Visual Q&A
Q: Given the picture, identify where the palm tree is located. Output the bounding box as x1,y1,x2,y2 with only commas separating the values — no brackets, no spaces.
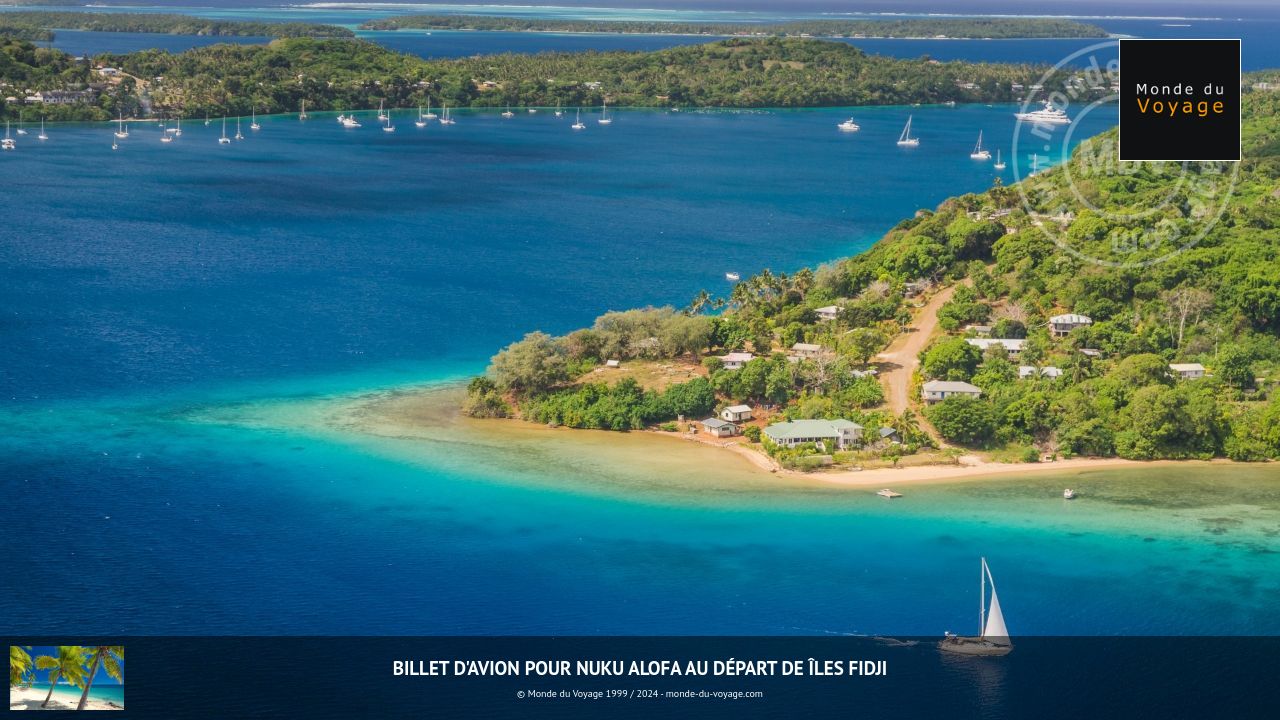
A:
76,646,124,711
9,645,33,686
34,646,89,709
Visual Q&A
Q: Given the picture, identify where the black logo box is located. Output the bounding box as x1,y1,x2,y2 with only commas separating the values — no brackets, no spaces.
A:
1119,39,1241,162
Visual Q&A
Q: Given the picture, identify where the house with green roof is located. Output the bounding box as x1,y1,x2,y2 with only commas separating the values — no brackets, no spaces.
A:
763,419,863,450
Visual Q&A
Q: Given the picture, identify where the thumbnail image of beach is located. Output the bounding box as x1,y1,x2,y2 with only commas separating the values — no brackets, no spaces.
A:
9,646,123,711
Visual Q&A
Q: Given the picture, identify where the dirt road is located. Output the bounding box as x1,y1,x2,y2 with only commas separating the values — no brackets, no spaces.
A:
876,285,957,416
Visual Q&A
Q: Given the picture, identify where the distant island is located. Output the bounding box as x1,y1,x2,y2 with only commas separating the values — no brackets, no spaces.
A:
462,89,1280,472
360,15,1110,40
0,11,354,39
0,36,1101,121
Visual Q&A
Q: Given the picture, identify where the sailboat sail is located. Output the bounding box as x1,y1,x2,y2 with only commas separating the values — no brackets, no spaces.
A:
980,559,1011,646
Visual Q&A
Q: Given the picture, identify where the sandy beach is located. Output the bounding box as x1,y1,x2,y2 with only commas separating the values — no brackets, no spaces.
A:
302,383,1262,494
9,686,122,711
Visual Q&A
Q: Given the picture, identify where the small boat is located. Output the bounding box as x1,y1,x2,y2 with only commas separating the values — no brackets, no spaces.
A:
377,99,387,121
112,138,118,151
896,115,918,147
837,117,860,132
571,107,585,131
234,117,244,141
501,105,515,119
439,104,455,125
528,107,538,114
1063,488,1076,500
299,100,308,121
160,127,173,143
944,100,957,107
993,148,1006,170
341,113,361,128
171,117,182,136
423,99,437,120
37,117,48,141
16,114,27,135
204,112,210,126
383,111,396,132
598,101,612,125
218,116,231,144
939,557,1013,656
554,102,563,118
725,272,741,282
2,121,14,150
415,106,427,128
250,108,260,131
114,111,129,139
876,489,902,499
969,130,991,160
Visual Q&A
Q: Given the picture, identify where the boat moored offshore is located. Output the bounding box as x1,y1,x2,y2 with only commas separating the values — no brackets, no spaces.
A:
939,557,1012,656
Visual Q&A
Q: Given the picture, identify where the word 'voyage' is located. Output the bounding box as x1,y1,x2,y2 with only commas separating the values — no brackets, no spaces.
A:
394,659,888,677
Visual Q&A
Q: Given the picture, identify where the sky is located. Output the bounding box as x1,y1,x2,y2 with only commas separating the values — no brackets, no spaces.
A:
15,647,124,686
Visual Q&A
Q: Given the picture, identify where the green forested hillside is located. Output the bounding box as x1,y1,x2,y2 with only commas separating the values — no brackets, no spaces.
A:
361,15,1109,40
0,36,1090,119
469,91,1280,463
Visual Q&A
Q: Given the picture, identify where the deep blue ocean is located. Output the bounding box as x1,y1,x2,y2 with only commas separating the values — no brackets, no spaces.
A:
2,6,1279,640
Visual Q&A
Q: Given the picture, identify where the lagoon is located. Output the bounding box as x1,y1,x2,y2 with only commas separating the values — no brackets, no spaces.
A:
4,102,1278,638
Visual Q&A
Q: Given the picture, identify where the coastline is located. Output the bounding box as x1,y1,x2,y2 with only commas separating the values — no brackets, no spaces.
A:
8,686,122,711
316,381,1266,492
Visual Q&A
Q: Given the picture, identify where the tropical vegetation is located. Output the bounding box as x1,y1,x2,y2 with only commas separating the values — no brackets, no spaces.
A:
465,89,1280,466
361,16,1109,40
0,35,1100,120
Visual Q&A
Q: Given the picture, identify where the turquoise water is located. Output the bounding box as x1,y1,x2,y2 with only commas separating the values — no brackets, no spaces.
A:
4,101,1279,637
19,683,123,706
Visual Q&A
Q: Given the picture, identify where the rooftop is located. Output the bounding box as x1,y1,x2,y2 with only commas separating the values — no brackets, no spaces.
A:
922,380,982,393
765,419,862,439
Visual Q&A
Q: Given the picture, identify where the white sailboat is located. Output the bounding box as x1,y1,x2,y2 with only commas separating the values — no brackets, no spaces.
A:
554,102,563,118
250,107,260,131
299,100,308,121
501,105,515,119
993,149,1006,170
114,110,129,139
37,116,48,141
170,116,182,136
377,99,387,121
383,110,396,132
837,117,860,132
439,104,455,125
218,116,231,144
16,113,27,135
424,99,437,120
235,117,244,140
939,557,1012,656
598,101,612,125
969,130,991,160
571,107,585,131
160,119,173,143
2,121,14,150
896,115,918,147
415,106,427,128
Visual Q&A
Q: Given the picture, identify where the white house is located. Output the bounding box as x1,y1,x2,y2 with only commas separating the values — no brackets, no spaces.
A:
1019,365,1063,379
1170,363,1206,380
922,380,983,403
718,352,754,370
1049,313,1093,337
720,405,754,423
764,419,863,450
966,338,1025,357
791,342,824,358
699,418,739,438
815,305,841,321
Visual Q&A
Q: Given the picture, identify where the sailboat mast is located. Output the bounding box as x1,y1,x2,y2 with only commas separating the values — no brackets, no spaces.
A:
980,557,987,636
